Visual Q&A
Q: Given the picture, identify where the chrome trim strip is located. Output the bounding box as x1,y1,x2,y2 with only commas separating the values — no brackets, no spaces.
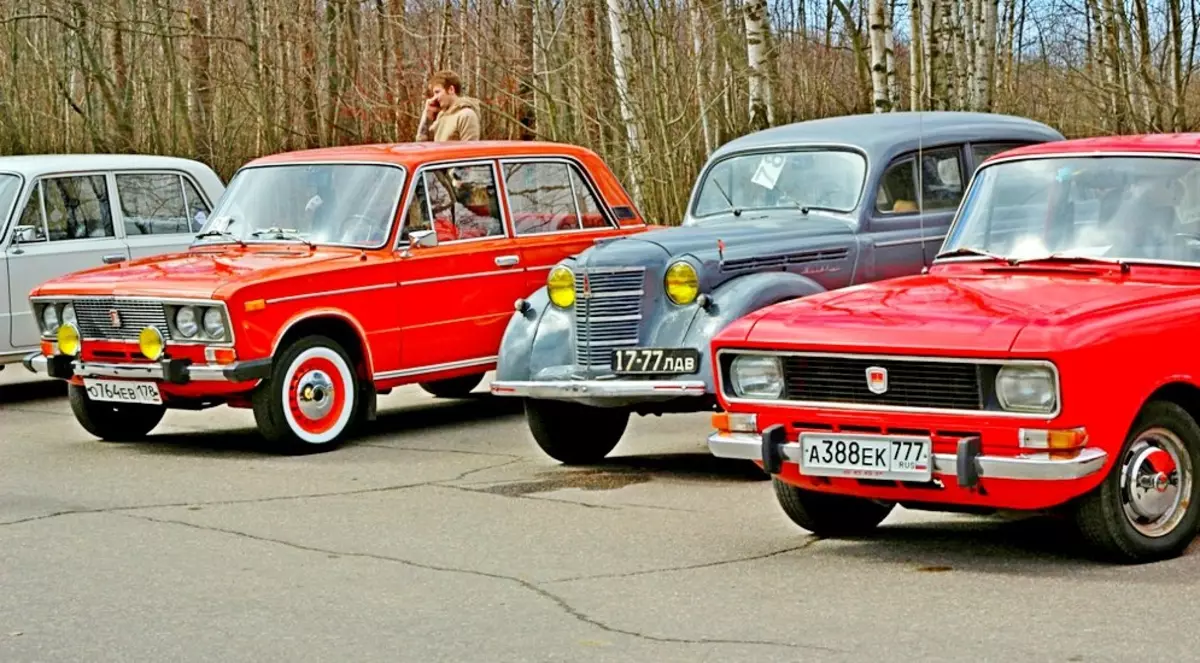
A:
580,289,644,299
875,234,947,248
24,354,47,373
374,355,497,381
265,283,397,305
490,379,706,399
715,348,1062,419
403,270,517,286
707,432,1108,481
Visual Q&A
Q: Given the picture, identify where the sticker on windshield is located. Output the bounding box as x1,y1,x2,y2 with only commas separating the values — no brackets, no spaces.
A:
750,154,785,190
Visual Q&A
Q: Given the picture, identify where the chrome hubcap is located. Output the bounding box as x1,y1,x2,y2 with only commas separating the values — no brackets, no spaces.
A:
296,370,335,420
1120,428,1192,538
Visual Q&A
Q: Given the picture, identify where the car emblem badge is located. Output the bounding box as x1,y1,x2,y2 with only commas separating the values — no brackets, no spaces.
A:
109,309,121,328
866,366,888,394
581,271,591,299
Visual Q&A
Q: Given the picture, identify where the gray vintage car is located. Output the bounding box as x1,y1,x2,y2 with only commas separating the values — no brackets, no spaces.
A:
490,111,1064,464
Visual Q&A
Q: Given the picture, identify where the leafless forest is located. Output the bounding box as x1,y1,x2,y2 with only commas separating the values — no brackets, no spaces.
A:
0,0,1196,225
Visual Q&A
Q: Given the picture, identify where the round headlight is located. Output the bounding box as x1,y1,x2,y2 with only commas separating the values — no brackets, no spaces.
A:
996,365,1057,413
139,326,164,360
202,307,225,340
665,261,700,305
61,304,76,327
547,266,576,308
42,305,59,333
175,306,199,338
731,355,784,399
56,323,81,357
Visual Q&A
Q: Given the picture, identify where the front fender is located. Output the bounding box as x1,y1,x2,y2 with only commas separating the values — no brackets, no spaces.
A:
495,286,575,382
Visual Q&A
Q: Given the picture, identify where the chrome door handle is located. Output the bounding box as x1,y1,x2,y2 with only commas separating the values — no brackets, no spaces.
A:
495,255,520,267
102,254,126,265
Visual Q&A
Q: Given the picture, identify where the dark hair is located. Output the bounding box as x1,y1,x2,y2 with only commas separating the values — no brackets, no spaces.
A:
427,70,463,95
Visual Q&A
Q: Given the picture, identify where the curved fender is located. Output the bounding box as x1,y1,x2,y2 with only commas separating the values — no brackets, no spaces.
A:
494,286,577,382
679,271,827,389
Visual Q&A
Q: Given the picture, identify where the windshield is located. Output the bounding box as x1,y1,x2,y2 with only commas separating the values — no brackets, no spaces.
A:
0,174,21,234
941,156,1200,265
692,149,866,217
196,163,405,247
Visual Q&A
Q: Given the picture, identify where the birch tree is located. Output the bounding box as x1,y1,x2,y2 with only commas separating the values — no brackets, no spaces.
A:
743,0,773,129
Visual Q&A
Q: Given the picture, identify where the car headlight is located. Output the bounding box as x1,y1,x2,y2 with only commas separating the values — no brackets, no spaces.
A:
202,307,225,340
665,261,699,305
996,365,1057,413
41,305,59,334
731,355,784,399
61,303,76,327
547,266,576,308
175,306,199,338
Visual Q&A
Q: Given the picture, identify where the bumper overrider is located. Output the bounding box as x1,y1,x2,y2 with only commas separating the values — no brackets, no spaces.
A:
709,426,1109,484
491,379,706,400
24,352,272,384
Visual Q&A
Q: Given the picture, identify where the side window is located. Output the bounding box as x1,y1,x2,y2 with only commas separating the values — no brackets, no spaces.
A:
15,182,47,242
571,168,612,229
116,173,192,235
504,162,578,235
874,147,964,215
421,164,504,242
42,175,115,241
181,178,211,230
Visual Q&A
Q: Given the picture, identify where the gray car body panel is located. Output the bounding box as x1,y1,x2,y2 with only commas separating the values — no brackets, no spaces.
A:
493,111,1065,408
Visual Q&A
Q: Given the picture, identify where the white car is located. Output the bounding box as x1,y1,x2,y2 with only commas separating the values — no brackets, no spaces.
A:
0,154,225,371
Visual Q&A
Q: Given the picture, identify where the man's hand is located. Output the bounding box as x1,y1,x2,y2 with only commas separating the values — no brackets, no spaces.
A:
424,97,440,121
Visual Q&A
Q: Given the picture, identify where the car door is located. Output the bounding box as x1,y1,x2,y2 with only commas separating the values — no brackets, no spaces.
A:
866,144,967,278
114,170,215,260
6,173,128,349
390,160,529,374
498,157,633,294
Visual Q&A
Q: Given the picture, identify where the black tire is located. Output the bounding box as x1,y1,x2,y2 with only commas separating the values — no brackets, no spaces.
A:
68,384,165,441
1073,400,1200,563
253,335,360,455
419,372,485,398
525,398,629,465
773,477,895,536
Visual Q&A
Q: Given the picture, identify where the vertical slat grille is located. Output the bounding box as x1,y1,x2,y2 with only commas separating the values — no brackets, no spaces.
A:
71,298,171,341
779,355,984,410
574,267,645,367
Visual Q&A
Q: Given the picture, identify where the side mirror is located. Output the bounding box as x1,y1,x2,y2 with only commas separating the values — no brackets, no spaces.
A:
12,225,38,244
409,229,438,249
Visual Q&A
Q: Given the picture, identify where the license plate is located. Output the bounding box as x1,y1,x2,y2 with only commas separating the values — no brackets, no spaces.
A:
611,347,700,375
799,433,933,482
83,379,162,405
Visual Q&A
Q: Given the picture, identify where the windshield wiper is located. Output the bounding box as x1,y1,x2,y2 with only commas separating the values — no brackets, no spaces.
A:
193,228,245,247
1011,252,1130,272
934,246,1016,264
250,227,316,249
710,179,741,217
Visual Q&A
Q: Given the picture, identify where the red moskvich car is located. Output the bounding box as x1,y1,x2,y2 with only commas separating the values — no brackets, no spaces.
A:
25,141,647,452
707,133,1200,562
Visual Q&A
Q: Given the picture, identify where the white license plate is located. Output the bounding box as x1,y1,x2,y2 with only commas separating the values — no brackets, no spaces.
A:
83,379,162,405
799,433,933,482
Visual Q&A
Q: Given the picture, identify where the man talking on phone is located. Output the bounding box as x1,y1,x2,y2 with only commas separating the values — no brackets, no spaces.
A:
415,70,482,142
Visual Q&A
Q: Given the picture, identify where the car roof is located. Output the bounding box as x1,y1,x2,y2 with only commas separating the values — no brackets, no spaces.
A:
246,140,604,168
0,154,218,178
988,133,1200,161
710,111,1064,160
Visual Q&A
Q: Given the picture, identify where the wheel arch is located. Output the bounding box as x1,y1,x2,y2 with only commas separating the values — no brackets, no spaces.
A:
272,310,374,380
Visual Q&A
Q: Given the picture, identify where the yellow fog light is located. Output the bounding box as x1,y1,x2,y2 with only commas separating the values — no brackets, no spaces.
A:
56,323,81,357
547,266,576,308
138,326,165,360
665,261,700,305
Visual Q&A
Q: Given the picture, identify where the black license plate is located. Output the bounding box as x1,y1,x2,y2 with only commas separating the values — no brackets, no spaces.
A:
611,348,701,375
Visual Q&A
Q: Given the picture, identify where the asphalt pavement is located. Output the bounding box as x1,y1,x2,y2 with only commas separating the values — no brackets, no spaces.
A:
1,367,1197,662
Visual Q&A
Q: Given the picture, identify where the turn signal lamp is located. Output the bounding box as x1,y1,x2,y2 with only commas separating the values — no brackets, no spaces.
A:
138,326,165,361
712,412,758,434
1019,427,1088,450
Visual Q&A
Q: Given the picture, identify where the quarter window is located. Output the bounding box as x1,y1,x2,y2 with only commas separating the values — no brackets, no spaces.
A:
417,164,505,242
40,175,115,241
117,173,209,235
875,147,964,214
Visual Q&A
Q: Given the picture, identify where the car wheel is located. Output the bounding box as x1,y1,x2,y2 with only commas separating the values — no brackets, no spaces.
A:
418,372,485,398
1073,400,1200,563
525,399,629,465
253,335,359,454
773,478,894,536
68,384,166,441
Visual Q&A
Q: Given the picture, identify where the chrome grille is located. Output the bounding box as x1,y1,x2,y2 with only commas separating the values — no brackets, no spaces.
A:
72,298,171,341
574,267,645,367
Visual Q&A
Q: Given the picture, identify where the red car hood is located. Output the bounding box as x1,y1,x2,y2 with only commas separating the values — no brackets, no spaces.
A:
33,246,361,300
740,268,1200,355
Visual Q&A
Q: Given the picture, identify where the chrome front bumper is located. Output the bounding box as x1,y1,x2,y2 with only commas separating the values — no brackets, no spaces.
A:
708,431,1109,482
490,379,707,401
24,352,271,384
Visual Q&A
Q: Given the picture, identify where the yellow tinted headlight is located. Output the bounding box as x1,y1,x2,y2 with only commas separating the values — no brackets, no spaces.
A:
56,323,81,357
665,261,700,305
139,326,164,360
547,266,576,308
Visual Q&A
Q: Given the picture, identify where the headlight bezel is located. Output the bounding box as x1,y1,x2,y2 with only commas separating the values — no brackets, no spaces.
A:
165,302,232,345
547,265,576,309
995,364,1059,414
664,260,701,306
730,354,785,400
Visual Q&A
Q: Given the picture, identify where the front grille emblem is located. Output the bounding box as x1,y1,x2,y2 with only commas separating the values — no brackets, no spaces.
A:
866,366,888,394
108,309,122,328
581,270,591,299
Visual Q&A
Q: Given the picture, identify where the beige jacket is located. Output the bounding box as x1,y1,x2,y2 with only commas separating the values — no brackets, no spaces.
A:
416,96,482,142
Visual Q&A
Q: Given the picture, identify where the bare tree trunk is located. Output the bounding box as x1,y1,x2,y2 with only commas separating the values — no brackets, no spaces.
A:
606,0,641,203
976,0,996,110
1167,0,1184,130
743,0,773,129
868,0,890,112
884,0,898,108
909,0,923,110
689,0,713,156
188,0,213,161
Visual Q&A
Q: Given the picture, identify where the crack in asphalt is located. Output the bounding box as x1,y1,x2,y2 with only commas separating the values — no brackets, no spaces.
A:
120,512,842,653
358,443,523,460
543,537,824,584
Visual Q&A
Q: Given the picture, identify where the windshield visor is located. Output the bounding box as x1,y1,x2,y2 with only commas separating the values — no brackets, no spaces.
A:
692,149,866,217
942,155,1200,265
197,163,405,247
